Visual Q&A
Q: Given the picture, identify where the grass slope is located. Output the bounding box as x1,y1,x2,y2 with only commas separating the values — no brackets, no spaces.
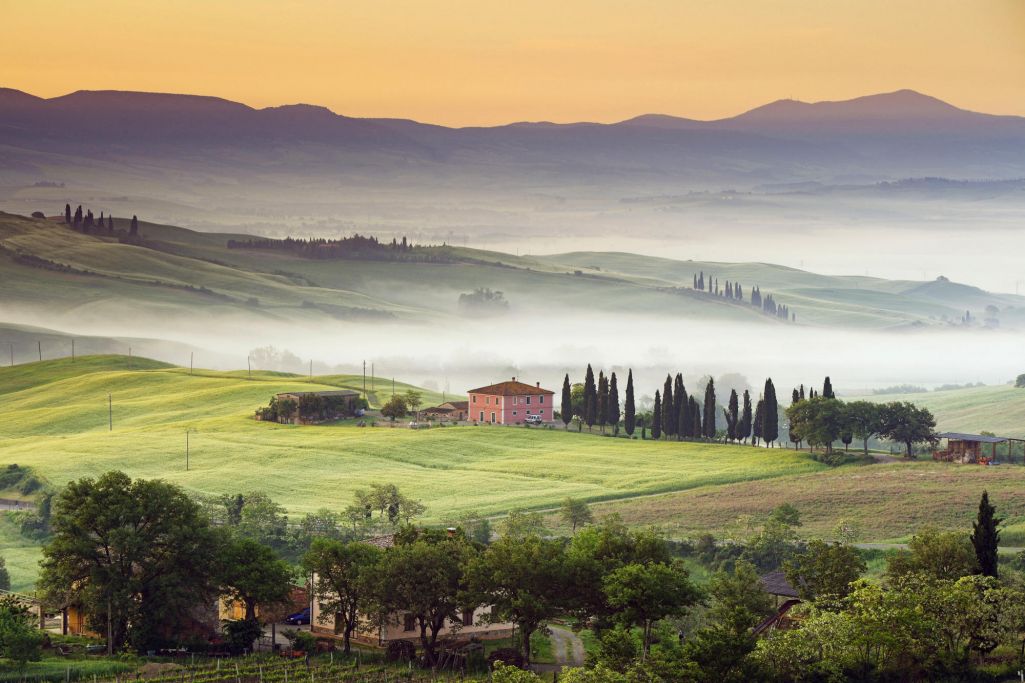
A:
867,385,1025,438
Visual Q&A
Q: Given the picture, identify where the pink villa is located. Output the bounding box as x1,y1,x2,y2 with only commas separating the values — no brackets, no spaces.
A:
468,378,555,424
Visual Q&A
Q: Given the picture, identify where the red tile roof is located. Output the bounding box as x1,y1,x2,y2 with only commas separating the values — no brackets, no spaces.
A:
468,380,555,396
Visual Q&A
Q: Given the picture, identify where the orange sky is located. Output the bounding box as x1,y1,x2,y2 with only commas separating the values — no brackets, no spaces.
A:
3,0,1024,126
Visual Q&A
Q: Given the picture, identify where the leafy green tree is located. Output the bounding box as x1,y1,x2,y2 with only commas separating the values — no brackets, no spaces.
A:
740,515,800,572
739,390,753,444
464,535,566,665
237,491,290,555
761,378,779,447
879,401,937,458
624,370,636,436
684,561,772,681
768,503,802,529
651,391,662,440
603,561,699,657
501,509,549,539
380,394,407,421
302,539,382,653
219,536,293,648
0,558,9,592
844,400,882,455
0,597,44,664
971,490,1001,578
887,526,979,581
784,540,865,603
785,397,845,453
367,537,473,667
290,509,343,556
661,375,675,439
1017,373,1025,389
607,372,620,432
39,471,220,653
702,378,717,439
404,390,423,419
560,497,594,533
561,374,573,429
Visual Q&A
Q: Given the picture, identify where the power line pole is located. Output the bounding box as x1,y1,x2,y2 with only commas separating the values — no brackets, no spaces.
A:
190,352,194,375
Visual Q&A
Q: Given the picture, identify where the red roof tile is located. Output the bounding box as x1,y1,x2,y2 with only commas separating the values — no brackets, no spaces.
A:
468,380,555,396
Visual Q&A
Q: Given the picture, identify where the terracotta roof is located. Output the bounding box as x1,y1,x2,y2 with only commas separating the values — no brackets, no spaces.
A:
443,401,469,410
759,571,800,598
468,380,555,396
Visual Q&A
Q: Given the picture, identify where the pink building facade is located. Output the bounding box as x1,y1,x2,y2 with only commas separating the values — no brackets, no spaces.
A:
467,378,555,424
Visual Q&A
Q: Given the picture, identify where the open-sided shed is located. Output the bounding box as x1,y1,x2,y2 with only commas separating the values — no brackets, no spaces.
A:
934,432,1025,464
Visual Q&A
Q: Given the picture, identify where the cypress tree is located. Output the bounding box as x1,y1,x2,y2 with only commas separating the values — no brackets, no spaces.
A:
64,203,71,224
661,375,674,439
678,388,689,439
624,370,636,436
583,365,597,431
971,490,1001,578
73,205,83,228
726,390,739,442
690,396,702,437
130,215,139,236
822,376,835,399
800,384,806,401
561,374,572,430
597,372,609,433
651,391,662,440
107,214,113,231
739,390,753,444
753,399,764,446
792,388,800,405
672,374,686,440
608,372,620,433
702,378,716,439
762,378,779,447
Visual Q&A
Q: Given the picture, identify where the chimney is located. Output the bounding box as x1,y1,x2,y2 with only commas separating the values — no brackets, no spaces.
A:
536,381,540,388
512,376,516,382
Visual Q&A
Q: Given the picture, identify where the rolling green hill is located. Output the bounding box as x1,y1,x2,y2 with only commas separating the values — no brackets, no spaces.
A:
866,384,1025,438
2,211,1021,331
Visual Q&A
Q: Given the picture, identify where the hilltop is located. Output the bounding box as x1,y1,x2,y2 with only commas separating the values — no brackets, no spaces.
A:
1,211,1021,339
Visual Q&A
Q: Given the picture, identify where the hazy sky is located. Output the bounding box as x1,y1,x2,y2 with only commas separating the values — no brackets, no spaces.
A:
4,0,1024,126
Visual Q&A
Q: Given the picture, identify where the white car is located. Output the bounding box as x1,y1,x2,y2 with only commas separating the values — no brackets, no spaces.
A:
525,414,544,425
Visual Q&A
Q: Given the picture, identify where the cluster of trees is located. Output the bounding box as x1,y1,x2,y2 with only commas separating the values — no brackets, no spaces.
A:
62,204,137,236
786,388,937,457
255,393,367,424
691,272,794,322
226,235,451,262
560,366,623,434
380,390,423,421
650,375,783,447
457,288,509,315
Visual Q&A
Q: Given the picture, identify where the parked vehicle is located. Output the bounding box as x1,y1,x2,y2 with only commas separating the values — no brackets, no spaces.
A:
525,414,544,425
284,607,310,625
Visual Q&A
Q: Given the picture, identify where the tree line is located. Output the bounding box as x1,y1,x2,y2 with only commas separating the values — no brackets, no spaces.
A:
691,271,794,322
62,203,138,236
225,235,455,262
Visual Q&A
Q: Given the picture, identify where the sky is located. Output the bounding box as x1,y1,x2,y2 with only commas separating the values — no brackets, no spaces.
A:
3,0,1025,126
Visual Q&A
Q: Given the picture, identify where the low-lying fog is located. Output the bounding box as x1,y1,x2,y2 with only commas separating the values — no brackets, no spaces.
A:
7,306,1022,398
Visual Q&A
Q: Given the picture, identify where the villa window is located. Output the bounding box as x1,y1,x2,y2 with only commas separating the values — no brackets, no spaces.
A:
540,395,545,403
526,396,532,405
462,609,474,627
403,613,416,632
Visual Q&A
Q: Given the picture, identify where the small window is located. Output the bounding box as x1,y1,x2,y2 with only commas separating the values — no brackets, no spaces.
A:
513,411,517,416
462,609,474,627
540,395,545,404
403,613,416,632
526,396,532,405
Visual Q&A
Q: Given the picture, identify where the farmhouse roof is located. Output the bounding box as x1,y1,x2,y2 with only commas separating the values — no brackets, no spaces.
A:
468,378,555,396
443,401,469,410
759,571,800,598
937,432,1007,444
275,390,360,398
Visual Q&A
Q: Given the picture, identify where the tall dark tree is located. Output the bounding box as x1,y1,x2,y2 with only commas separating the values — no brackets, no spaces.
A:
971,490,1001,578
661,375,674,439
73,205,83,228
702,379,717,439
651,391,662,440
673,374,686,440
678,388,690,439
800,384,806,401
561,374,572,430
107,214,113,231
752,399,764,446
762,378,779,447
597,372,609,433
689,396,702,438
792,388,800,405
822,376,835,399
624,370,636,436
64,204,71,224
607,372,620,432
739,390,753,444
129,215,139,236
725,390,739,442
583,365,597,431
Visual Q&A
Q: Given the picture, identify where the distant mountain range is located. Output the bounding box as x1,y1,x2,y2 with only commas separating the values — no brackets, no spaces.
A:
1,87,1024,234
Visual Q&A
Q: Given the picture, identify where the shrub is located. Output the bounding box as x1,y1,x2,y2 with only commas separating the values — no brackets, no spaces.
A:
488,647,525,669
386,639,417,662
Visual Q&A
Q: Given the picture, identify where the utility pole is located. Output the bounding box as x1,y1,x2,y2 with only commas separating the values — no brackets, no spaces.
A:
71,339,75,362
108,393,112,431
190,352,194,375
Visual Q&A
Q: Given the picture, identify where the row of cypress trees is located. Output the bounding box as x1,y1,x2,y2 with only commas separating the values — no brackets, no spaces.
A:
63,203,138,236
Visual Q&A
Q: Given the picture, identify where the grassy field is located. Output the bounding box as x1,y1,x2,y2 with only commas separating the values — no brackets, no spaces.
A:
578,459,1025,544
866,384,1025,439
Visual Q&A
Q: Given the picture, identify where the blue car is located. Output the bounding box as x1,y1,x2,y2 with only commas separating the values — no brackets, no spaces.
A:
284,607,310,625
